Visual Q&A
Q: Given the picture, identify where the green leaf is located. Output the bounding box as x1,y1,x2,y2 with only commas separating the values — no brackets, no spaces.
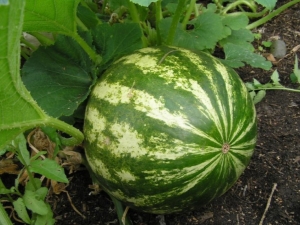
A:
77,4,101,29
26,178,42,191
0,178,15,194
107,0,128,12
0,0,84,150
129,0,158,7
0,202,13,225
270,70,280,85
221,43,272,69
253,90,266,104
245,82,255,91
13,198,31,224
35,204,55,225
30,158,68,183
262,41,272,47
219,29,254,51
92,23,143,68
160,11,226,50
255,0,276,10
23,0,80,35
253,78,262,87
13,134,30,166
222,13,249,30
165,3,178,14
35,187,48,201
30,151,47,161
39,127,61,157
0,0,46,149
23,189,48,215
22,34,96,118
249,90,256,99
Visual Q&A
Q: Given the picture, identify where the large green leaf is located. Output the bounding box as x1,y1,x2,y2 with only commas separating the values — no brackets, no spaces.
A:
129,0,158,7
21,23,143,120
24,0,101,64
0,0,84,150
159,11,226,50
222,13,249,30
0,0,46,149
23,0,80,34
221,43,272,70
219,29,254,51
255,0,276,9
92,23,143,67
22,34,96,118
77,4,101,29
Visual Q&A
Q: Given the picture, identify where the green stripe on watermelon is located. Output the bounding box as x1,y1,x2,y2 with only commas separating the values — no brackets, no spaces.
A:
84,46,257,214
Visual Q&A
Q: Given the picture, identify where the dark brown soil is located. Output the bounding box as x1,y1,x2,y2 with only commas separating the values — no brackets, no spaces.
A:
7,1,300,225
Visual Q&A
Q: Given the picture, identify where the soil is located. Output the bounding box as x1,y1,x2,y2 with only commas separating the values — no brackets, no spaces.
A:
5,1,300,225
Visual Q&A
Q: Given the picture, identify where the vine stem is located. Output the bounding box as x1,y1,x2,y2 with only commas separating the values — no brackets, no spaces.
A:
155,0,162,45
72,32,102,64
181,0,197,30
222,0,257,14
228,8,268,19
251,86,300,93
110,195,133,225
28,32,55,46
1,117,84,147
127,1,148,47
246,0,300,30
166,0,186,45
76,16,89,31
45,117,84,146
127,1,140,24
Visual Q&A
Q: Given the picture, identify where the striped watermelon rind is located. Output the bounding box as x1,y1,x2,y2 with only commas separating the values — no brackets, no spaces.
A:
84,46,257,214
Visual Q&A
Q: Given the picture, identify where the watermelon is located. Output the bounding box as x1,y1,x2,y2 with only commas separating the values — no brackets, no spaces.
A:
84,46,257,214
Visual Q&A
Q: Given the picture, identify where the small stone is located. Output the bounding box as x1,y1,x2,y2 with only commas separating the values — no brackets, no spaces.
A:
270,39,287,58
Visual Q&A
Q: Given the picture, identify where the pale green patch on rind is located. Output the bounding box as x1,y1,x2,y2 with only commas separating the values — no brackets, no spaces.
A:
84,106,106,143
231,143,256,158
122,53,158,69
92,80,220,145
115,170,137,182
109,122,147,157
91,158,115,183
226,154,248,177
230,102,257,145
117,47,161,71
